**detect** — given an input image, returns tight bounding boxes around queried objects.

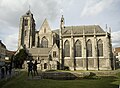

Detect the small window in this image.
[53,51,56,57]
[38,57,39,61]
[24,30,27,36]
[44,28,46,33]
[24,19,28,26]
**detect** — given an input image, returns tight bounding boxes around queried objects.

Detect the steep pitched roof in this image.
[52,25,105,35]
[6,50,16,57]
[27,48,51,56]
[52,29,59,35]
[114,47,120,53]
[22,10,33,17]
[39,18,52,33]
[52,43,58,49]
[0,40,6,49]
[62,25,105,35]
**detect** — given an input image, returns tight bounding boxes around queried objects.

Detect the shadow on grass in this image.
[0,71,119,88]
[41,71,118,88]
[42,72,76,80]
[0,75,17,88]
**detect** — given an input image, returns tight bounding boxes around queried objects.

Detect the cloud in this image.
[0,25,18,51]
[0,0,69,50]
[112,31,120,47]
[81,0,113,17]
[27,0,62,28]
[4,33,18,51]
[0,0,119,51]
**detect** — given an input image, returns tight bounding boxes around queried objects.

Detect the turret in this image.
[60,15,65,29]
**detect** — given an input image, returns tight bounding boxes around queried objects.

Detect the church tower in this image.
[18,10,36,48]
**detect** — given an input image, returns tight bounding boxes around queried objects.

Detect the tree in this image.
[14,49,28,68]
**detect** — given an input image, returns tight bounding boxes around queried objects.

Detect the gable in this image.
[51,43,59,61]
[52,43,58,50]
[39,19,52,34]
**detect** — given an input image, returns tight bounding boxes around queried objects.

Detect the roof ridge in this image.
[65,25,99,28]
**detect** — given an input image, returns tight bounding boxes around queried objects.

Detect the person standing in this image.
[27,60,33,77]
[8,64,12,76]
[1,66,5,78]
[33,60,38,76]
[5,64,8,75]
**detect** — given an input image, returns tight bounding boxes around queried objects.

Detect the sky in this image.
[0,0,120,51]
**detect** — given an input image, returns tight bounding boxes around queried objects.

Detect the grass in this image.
[0,71,118,88]
[112,72,120,85]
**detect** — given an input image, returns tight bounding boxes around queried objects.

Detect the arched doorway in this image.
[44,63,47,69]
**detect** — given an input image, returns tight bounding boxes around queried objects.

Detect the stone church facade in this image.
[18,10,113,71]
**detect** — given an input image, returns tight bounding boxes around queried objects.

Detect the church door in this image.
[44,63,47,69]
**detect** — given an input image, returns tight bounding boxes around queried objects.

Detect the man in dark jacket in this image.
[27,60,33,77]
[33,60,38,76]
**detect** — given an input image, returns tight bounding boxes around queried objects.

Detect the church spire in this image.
[26,9,32,16]
[24,5,32,16]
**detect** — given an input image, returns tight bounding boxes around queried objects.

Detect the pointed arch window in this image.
[64,40,70,57]
[37,36,40,47]
[41,37,48,48]
[86,39,92,57]
[97,39,103,56]
[24,19,28,26]
[74,40,82,57]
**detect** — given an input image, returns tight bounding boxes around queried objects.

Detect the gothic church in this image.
[18,10,113,71]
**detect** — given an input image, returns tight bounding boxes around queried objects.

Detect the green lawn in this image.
[113,72,120,85]
[0,71,118,88]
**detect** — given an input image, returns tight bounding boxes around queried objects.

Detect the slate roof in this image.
[0,40,6,49]
[52,25,105,35]
[6,50,16,57]
[52,29,59,35]
[27,48,51,56]
[114,47,120,53]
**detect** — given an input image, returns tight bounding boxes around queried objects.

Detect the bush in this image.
[64,66,70,71]
[14,49,28,68]
[83,72,100,79]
